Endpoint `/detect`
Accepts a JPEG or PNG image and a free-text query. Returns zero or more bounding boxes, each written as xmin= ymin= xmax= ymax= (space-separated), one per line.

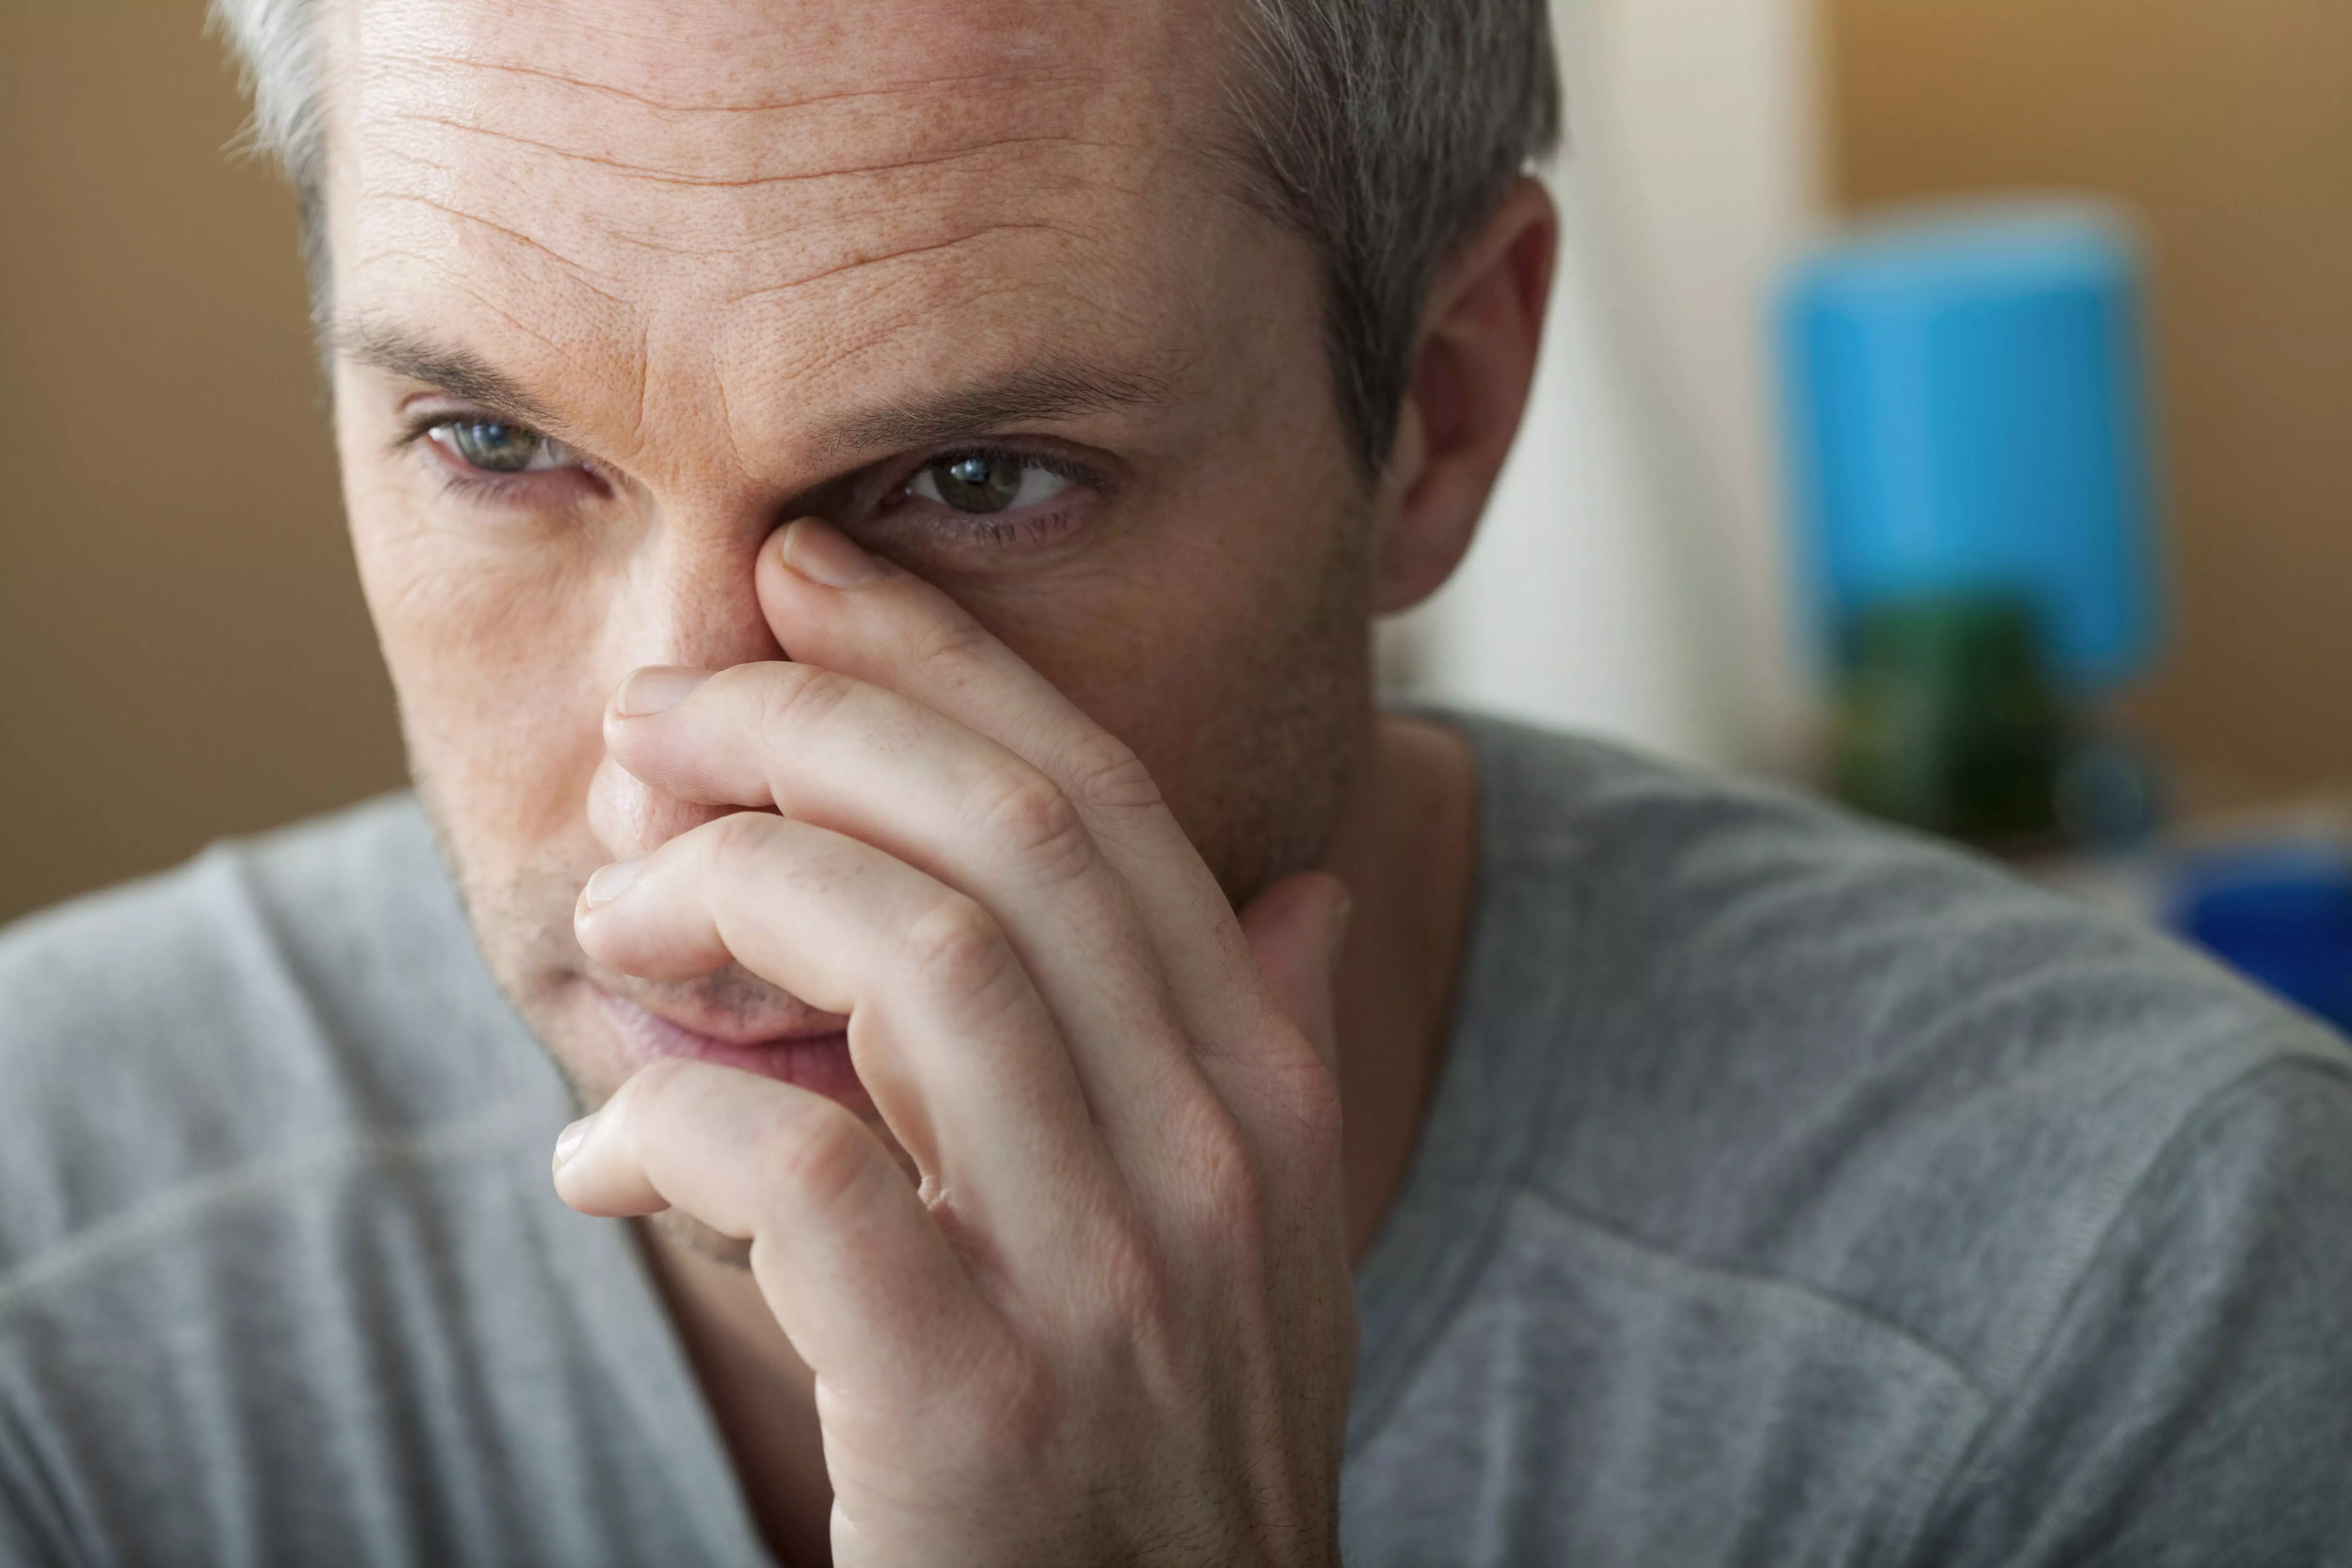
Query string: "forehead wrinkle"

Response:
xmin=382 ymin=108 xmax=1125 ymax=193
xmin=358 ymin=80 xmax=1177 ymax=294
xmin=713 ymin=247 xmax=1201 ymax=434
xmin=363 ymin=23 xmax=1184 ymax=175
xmin=720 ymin=219 xmax=1093 ymax=308
xmin=351 ymin=0 xmax=1231 ymax=121
xmin=343 ymin=3 xmax=1239 ymax=305
xmin=369 ymin=44 xmax=1122 ymax=121
xmin=370 ymin=184 xmax=632 ymax=306
xmin=353 ymin=8 xmax=1224 ymax=212
xmin=366 ymin=42 xmax=1146 ymax=158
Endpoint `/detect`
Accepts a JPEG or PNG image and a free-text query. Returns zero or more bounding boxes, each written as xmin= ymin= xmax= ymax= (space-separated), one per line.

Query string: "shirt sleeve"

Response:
xmin=1906 ymin=1052 xmax=2352 ymax=1565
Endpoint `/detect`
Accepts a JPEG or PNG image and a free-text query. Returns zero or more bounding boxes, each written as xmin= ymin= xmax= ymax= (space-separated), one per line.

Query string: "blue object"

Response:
xmin=2169 ymin=842 xmax=2352 ymax=1034
xmin=1779 ymin=201 xmax=2163 ymax=691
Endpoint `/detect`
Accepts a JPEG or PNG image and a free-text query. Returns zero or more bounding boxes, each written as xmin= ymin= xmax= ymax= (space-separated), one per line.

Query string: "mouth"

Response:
xmin=589 ymin=986 xmax=869 ymax=1112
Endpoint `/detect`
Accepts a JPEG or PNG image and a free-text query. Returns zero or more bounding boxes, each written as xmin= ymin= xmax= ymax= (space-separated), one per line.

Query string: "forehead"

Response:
xmin=324 ymin=0 xmax=1266 ymax=477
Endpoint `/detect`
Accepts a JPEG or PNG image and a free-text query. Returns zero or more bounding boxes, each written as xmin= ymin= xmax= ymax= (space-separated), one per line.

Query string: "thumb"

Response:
xmin=1237 ymin=870 xmax=1354 ymax=1069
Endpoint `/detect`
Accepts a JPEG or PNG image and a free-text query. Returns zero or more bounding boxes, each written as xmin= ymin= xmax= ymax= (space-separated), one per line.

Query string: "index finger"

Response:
xmin=556 ymin=1058 xmax=999 ymax=1409
xmin=758 ymin=519 xmax=1277 ymax=1048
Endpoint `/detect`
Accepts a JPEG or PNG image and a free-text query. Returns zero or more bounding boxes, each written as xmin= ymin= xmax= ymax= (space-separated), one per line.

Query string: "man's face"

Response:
xmin=324 ymin=0 xmax=1378 ymax=1121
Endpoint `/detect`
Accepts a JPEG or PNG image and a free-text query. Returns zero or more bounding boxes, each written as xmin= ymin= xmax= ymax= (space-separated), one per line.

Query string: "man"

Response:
xmin=2 ymin=0 xmax=2348 ymax=1561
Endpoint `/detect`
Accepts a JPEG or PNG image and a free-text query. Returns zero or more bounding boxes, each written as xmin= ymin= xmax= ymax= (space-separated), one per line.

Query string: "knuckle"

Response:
xmin=1266 ymin=1039 xmax=1346 ymax=1164
xmin=899 ymin=894 xmax=1019 ymax=1009
xmin=1295 ymin=1075 xmax=1346 ymax=1171
xmin=754 ymin=1103 xmax=880 ymax=1214
xmin=1206 ymin=1145 xmax=1269 ymax=1251
xmin=1088 ymin=1221 xmax=1178 ymax=1330
xmin=968 ymin=763 xmax=1093 ymax=880
xmin=910 ymin=611 xmax=997 ymax=689
xmin=1058 ymin=731 xmax=1163 ymax=816
xmin=754 ymin=663 xmax=858 ymax=747
xmin=1172 ymin=1097 xmax=1269 ymax=1244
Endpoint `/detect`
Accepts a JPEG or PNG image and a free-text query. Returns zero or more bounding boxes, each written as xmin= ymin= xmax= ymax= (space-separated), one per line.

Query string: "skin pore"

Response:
xmin=318 ymin=0 xmax=1550 ymax=1558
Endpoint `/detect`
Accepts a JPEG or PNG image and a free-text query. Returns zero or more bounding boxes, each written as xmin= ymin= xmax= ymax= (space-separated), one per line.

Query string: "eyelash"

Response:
xmin=395 ymin=414 xmax=1104 ymax=547
xmin=885 ymin=444 xmax=1099 ymax=543
xmin=395 ymin=412 xmax=604 ymax=504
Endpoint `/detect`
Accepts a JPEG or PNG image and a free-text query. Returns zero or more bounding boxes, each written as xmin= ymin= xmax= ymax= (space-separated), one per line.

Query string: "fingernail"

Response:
xmin=615 ymin=666 xmax=712 ymax=717
xmin=582 ymin=856 xmax=648 ymax=909
xmin=778 ymin=518 xmax=887 ymax=589
xmin=552 ymin=1113 xmax=596 ymax=1171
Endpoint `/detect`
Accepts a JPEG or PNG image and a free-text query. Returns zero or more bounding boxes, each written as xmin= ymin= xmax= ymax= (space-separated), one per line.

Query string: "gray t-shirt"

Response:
xmin=3 ymin=716 xmax=2349 ymax=1566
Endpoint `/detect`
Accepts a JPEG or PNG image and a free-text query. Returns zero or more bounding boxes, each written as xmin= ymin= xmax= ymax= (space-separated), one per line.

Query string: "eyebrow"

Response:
xmin=333 ymin=318 xmax=1176 ymax=460
xmin=808 ymin=358 xmax=1177 ymax=460
xmin=333 ymin=320 xmax=562 ymax=432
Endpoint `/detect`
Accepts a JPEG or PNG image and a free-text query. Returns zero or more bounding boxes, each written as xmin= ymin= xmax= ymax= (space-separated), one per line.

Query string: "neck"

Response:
xmin=640 ymin=1225 xmax=837 ymax=1565
xmin=1320 ymin=712 xmax=1480 ymax=1255
xmin=644 ymin=710 xmax=1480 ymax=1563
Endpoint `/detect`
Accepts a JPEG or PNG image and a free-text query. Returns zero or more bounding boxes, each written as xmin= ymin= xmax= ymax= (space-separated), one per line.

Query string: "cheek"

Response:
xmin=341 ymin=480 xmax=611 ymax=849
xmin=963 ymin=474 xmax=1370 ymax=835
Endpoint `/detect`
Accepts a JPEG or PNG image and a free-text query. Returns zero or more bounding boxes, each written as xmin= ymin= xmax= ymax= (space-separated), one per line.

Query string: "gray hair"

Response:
xmin=209 ymin=0 xmax=1559 ymax=476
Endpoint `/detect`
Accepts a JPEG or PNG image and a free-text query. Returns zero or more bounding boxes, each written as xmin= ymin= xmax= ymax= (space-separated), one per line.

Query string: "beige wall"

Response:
xmin=1827 ymin=0 xmax=2352 ymax=808
xmin=0 ymin=3 xmax=405 ymax=927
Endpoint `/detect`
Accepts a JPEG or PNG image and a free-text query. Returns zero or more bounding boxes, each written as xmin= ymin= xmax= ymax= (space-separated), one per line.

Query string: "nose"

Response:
xmin=585 ymin=521 xmax=785 ymax=862
xmin=585 ymin=748 xmax=730 ymax=862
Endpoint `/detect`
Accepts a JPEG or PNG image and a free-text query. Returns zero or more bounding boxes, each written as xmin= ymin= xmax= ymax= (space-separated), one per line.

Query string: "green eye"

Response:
xmin=908 ymin=452 xmax=1072 ymax=514
xmin=430 ymin=420 xmax=576 ymax=474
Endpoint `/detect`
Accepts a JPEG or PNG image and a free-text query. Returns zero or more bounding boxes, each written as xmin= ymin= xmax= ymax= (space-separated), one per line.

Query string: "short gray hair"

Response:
xmin=209 ymin=0 xmax=1559 ymax=475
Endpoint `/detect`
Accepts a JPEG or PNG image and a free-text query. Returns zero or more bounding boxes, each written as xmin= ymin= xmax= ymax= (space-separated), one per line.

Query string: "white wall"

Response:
xmin=1385 ymin=0 xmax=1823 ymax=775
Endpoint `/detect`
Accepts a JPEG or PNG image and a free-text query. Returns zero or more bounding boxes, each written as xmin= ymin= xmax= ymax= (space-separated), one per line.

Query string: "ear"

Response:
xmin=1371 ymin=178 xmax=1558 ymax=614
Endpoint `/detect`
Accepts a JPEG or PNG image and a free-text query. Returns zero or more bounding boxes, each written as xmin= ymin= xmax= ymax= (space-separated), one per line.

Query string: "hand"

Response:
xmin=552 ymin=517 xmax=1357 ymax=1566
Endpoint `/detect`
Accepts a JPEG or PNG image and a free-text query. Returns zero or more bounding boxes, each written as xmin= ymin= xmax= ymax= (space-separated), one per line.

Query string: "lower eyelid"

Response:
xmin=426 ymin=460 xmax=605 ymax=507
xmin=932 ymin=495 xmax=1088 ymax=547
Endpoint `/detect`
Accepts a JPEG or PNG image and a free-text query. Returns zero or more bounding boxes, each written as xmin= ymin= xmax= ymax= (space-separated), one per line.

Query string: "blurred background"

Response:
xmin=5 ymin=0 xmax=2350 ymax=1009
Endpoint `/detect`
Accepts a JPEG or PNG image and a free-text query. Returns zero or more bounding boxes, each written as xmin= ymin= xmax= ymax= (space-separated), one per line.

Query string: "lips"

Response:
xmin=591 ymin=987 xmax=869 ymax=1109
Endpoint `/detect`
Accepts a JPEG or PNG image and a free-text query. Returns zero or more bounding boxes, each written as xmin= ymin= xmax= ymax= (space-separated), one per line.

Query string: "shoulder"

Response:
xmin=0 ymin=792 xmax=456 ymax=1036
xmin=0 ymin=796 xmax=550 ymax=1280
xmin=1447 ymin=714 xmax=2352 ymax=1396
xmin=1908 ymin=1053 xmax=2352 ymax=1561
